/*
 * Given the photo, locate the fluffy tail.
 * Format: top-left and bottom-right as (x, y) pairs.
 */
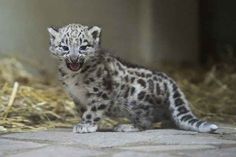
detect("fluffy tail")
(166, 80), (218, 133)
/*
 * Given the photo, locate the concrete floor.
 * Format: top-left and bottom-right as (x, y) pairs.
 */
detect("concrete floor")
(0, 124), (236, 157)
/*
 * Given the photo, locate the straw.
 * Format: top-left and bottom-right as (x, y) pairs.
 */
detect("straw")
(3, 82), (19, 119)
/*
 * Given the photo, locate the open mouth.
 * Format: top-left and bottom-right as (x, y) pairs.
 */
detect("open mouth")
(66, 59), (84, 72)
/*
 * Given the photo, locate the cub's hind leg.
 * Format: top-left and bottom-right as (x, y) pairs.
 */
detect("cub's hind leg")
(113, 124), (140, 132)
(121, 100), (155, 131)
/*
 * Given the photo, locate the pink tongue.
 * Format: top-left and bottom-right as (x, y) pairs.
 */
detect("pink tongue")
(70, 63), (79, 71)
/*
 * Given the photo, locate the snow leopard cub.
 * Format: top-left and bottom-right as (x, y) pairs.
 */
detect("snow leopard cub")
(48, 23), (218, 133)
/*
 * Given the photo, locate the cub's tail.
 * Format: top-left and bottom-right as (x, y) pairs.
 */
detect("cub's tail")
(166, 80), (218, 133)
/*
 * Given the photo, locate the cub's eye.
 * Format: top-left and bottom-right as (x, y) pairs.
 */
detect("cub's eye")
(80, 45), (87, 51)
(62, 46), (69, 51)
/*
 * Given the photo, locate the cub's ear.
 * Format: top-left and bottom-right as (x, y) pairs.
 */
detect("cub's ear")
(88, 26), (102, 45)
(47, 26), (59, 39)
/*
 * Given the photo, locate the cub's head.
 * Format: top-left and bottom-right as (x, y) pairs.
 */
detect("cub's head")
(48, 24), (101, 71)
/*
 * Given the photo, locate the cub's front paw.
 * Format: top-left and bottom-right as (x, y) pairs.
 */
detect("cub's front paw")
(73, 123), (98, 133)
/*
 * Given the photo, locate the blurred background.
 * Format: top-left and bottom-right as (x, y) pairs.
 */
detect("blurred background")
(0, 0), (235, 72)
(0, 0), (235, 132)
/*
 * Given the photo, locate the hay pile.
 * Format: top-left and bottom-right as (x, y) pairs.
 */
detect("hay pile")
(0, 82), (78, 132)
(0, 58), (79, 132)
(0, 57), (235, 133)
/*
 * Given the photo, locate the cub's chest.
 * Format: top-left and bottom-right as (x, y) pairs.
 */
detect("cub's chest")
(62, 74), (89, 105)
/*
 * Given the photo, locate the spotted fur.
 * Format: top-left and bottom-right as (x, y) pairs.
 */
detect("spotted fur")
(48, 24), (218, 133)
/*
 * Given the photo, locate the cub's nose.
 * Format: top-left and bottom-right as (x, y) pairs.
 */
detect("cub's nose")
(69, 54), (79, 63)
